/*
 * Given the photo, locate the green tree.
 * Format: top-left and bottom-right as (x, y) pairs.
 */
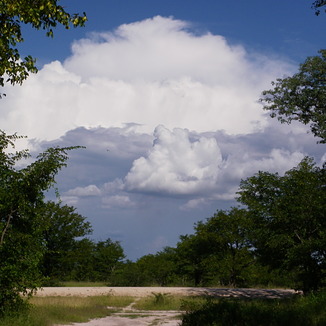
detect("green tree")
(175, 208), (256, 287)
(260, 50), (326, 143)
(65, 238), (96, 281)
(111, 248), (179, 287)
(153, 247), (179, 286)
(110, 260), (144, 286)
(41, 236), (125, 283)
(0, 130), (81, 314)
(133, 248), (178, 286)
(237, 157), (326, 293)
(40, 201), (92, 282)
(0, 0), (87, 93)
(130, 254), (157, 286)
(176, 233), (211, 286)
(92, 239), (125, 282)
(194, 208), (256, 287)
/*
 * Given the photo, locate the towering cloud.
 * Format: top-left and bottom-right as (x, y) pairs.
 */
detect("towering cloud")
(2, 16), (292, 141)
(2, 16), (319, 260)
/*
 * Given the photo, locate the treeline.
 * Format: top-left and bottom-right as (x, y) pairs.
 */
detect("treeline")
(115, 158), (325, 294)
(38, 201), (125, 284)
(41, 157), (325, 295)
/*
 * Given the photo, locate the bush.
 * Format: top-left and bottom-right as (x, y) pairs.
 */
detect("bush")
(181, 290), (326, 326)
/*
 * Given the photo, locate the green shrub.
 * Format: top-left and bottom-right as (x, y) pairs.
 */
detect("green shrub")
(134, 293), (183, 310)
(181, 290), (326, 326)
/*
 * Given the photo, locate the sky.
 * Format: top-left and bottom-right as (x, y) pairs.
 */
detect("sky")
(1, 0), (326, 260)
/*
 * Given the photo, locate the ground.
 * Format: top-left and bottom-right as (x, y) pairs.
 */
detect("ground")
(37, 287), (299, 326)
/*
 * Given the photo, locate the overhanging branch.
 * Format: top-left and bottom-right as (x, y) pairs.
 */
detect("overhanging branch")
(0, 210), (14, 246)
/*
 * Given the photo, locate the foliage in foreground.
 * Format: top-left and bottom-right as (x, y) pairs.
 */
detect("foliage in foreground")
(0, 0), (86, 94)
(238, 157), (326, 294)
(181, 290), (326, 326)
(0, 130), (83, 315)
(260, 49), (326, 143)
(312, 1), (326, 15)
(2, 292), (326, 326)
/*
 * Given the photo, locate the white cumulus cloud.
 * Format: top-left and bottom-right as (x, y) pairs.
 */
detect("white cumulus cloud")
(65, 185), (102, 197)
(221, 148), (305, 182)
(102, 195), (135, 208)
(1, 16), (293, 141)
(125, 125), (223, 195)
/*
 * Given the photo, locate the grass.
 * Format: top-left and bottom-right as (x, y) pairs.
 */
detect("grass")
(134, 292), (180, 310)
(133, 292), (206, 311)
(2, 291), (325, 326)
(181, 290), (326, 326)
(0, 295), (134, 326)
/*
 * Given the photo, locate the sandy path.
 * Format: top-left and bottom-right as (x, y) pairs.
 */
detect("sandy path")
(36, 286), (298, 299)
(38, 287), (299, 326)
(58, 297), (182, 326)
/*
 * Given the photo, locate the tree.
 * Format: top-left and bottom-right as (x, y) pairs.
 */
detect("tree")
(152, 247), (179, 286)
(0, 130), (81, 314)
(176, 233), (211, 286)
(92, 239), (125, 282)
(0, 0), (87, 94)
(64, 238), (96, 282)
(194, 208), (256, 287)
(312, 1), (326, 15)
(175, 208), (256, 287)
(237, 157), (326, 293)
(131, 248), (178, 286)
(260, 50), (326, 143)
(40, 201), (92, 282)
(110, 260), (144, 286)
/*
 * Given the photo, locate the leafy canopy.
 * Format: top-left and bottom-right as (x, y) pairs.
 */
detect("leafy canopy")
(260, 50), (326, 143)
(312, 0), (326, 15)
(175, 208), (256, 287)
(237, 157), (326, 293)
(40, 201), (92, 281)
(0, 0), (87, 92)
(0, 130), (83, 314)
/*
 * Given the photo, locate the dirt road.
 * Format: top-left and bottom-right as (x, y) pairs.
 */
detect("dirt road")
(60, 298), (182, 326)
(37, 286), (298, 299)
(38, 287), (299, 326)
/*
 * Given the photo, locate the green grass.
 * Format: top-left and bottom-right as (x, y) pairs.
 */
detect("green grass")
(3, 291), (324, 326)
(181, 290), (326, 326)
(133, 292), (206, 311)
(0, 295), (134, 326)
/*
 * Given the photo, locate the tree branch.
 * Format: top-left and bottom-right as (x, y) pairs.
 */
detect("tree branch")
(294, 230), (303, 244)
(0, 210), (14, 246)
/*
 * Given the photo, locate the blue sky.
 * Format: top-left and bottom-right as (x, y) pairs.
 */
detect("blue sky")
(21, 0), (325, 64)
(3, 1), (326, 260)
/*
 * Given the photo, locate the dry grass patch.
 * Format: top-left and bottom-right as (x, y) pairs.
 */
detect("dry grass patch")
(133, 292), (206, 312)
(0, 295), (134, 326)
